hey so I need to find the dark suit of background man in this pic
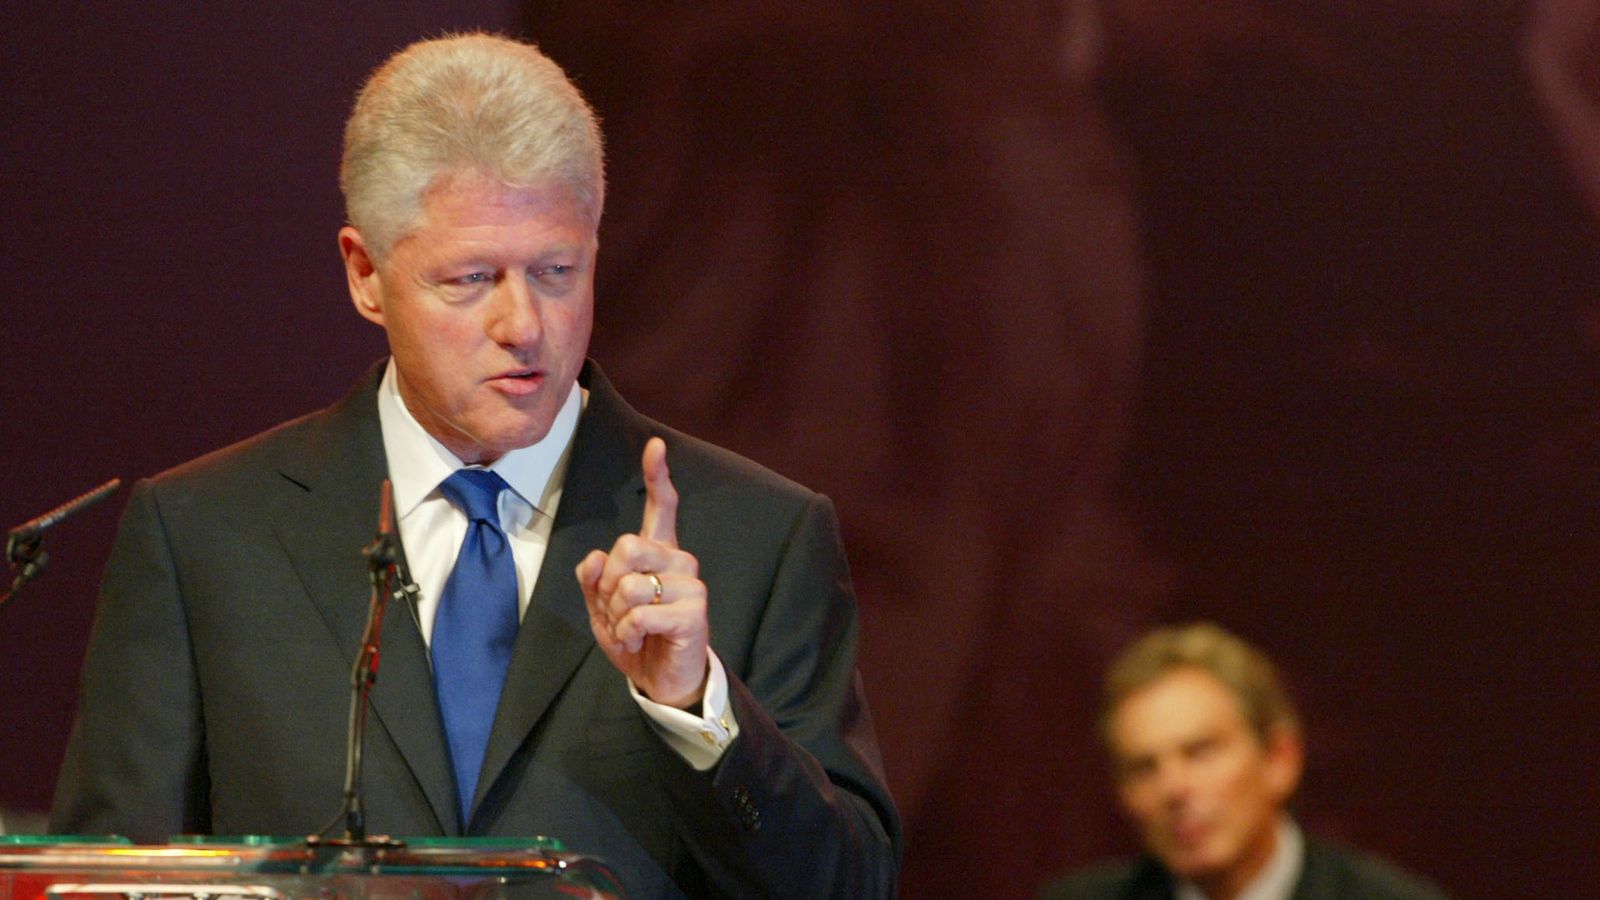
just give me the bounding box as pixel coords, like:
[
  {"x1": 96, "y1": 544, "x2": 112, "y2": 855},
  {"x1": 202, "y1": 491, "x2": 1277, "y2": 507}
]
[
  {"x1": 49, "y1": 33, "x2": 899, "y2": 899},
  {"x1": 1040, "y1": 623, "x2": 1444, "y2": 900}
]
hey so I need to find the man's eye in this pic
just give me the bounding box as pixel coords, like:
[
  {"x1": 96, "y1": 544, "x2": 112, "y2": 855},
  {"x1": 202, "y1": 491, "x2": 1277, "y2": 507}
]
[
  {"x1": 535, "y1": 264, "x2": 573, "y2": 278},
  {"x1": 450, "y1": 272, "x2": 493, "y2": 286},
  {"x1": 1120, "y1": 759, "x2": 1155, "y2": 782}
]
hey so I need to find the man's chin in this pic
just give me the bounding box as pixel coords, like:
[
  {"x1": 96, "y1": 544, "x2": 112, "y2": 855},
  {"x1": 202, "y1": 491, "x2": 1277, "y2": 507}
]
[
  {"x1": 1160, "y1": 845, "x2": 1231, "y2": 883},
  {"x1": 438, "y1": 420, "x2": 555, "y2": 465},
  {"x1": 487, "y1": 421, "x2": 557, "y2": 455}
]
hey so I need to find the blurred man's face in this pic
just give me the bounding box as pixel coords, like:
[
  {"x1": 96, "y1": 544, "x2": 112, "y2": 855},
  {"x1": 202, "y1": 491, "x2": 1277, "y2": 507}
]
[
  {"x1": 1110, "y1": 667, "x2": 1302, "y2": 898},
  {"x1": 341, "y1": 170, "x2": 597, "y2": 464}
]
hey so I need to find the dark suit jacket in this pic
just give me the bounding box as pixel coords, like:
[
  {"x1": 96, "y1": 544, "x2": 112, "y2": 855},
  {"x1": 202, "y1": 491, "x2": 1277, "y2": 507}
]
[
  {"x1": 1040, "y1": 837, "x2": 1447, "y2": 900},
  {"x1": 51, "y1": 360, "x2": 900, "y2": 899}
]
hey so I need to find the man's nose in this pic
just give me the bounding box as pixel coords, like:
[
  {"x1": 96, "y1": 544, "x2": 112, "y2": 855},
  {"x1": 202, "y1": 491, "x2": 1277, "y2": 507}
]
[
  {"x1": 1153, "y1": 760, "x2": 1195, "y2": 807},
  {"x1": 487, "y1": 273, "x2": 542, "y2": 348}
]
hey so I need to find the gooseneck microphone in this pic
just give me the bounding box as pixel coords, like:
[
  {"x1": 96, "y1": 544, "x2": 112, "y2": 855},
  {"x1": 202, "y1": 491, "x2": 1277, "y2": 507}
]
[
  {"x1": 2, "y1": 478, "x2": 122, "y2": 613},
  {"x1": 310, "y1": 478, "x2": 416, "y2": 848}
]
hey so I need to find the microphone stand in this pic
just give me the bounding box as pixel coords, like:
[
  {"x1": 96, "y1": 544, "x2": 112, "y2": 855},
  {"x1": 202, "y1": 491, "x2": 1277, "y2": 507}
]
[
  {"x1": 1, "y1": 478, "x2": 121, "y2": 614},
  {"x1": 309, "y1": 480, "x2": 416, "y2": 849}
]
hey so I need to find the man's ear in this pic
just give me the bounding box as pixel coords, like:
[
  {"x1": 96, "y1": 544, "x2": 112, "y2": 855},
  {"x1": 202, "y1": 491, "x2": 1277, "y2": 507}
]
[
  {"x1": 1262, "y1": 724, "x2": 1306, "y2": 803},
  {"x1": 339, "y1": 226, "x2": 385, "y2": 327}
]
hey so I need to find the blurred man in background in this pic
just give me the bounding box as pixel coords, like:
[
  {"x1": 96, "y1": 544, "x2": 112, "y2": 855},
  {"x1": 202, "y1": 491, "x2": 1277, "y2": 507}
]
[{"x1": 1041, "y1": 623, "x2": 1445, "y2": 900}]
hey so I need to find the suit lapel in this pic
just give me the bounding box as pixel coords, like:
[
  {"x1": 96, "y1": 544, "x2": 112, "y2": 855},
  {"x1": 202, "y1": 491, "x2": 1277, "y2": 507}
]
[
  {"x1": 1288, "y1": 838, "x2": 1335, "y2": 900},
  {"x1": 473, "y1": 362, "x2": 651, "y2": 821},
  {"x1": 273, "y1": 363, "x2": 457, "y2": 834}
]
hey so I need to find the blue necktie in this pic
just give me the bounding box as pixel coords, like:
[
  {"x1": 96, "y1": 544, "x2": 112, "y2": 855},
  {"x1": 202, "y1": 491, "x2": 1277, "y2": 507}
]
[{"x1": 431, "y1": 468, "x2": 520, "y2": 826}]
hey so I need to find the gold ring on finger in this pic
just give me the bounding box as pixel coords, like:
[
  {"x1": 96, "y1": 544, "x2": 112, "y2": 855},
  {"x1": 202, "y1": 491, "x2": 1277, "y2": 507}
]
[{"x1": 646, "y1": 572, "x2": 664, "y2": 603}]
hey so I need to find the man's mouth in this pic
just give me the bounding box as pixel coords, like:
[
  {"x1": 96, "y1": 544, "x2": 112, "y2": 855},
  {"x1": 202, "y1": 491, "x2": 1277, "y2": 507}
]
[
  {"x1": 489, "y1": 368, "x2": 545, "y2": 395},
  {"x1": 1168, "y1": 819, "x2": 1211, "y2": 849}
]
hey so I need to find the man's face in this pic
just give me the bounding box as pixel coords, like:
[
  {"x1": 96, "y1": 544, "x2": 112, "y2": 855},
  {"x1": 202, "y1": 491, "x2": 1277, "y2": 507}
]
[
  {"x1": 341, "y1": 171, "x2": 596, "y2": 464},
  {"x1": 1109, "y1": 667, "x2": 1302, "y2": 897}
]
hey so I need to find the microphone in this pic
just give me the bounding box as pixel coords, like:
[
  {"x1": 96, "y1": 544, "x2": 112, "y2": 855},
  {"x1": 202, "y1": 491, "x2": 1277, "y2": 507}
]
[
  {"x1": 311, "y1": 479, "x2": 411, "y2": 848},
  {"x1": 6, "y1": 478, "x2": 122, "y2": 547},
  {"x1": 2, "y1": 478, "x2": 122, "y2": 613},
  {"x1": 365, "y1": 478, "x2": 400, "y2": 568}
]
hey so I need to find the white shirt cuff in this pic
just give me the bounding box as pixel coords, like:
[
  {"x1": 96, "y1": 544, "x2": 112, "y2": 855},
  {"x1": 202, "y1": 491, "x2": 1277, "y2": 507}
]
[{"x1": 628, "y1": 649, "x2": 740, "y2": 771}]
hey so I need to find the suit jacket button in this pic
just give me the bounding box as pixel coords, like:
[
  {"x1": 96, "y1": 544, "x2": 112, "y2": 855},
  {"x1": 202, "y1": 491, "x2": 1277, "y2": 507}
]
[{"x1": 733, "y1": 786, "x2": 761, "y2": 832}]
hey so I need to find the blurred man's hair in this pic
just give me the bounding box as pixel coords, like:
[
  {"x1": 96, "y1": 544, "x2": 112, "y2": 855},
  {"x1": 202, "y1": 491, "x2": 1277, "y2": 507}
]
[{"x1": 1099, "y1": 622, "x2": 1300, "y2": 751}]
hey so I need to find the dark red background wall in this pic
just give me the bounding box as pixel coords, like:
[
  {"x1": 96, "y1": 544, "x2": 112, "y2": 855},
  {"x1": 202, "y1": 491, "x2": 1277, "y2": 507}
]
[{"x1": 3, "y1": 3, "x2": 1597, "y2": 897}]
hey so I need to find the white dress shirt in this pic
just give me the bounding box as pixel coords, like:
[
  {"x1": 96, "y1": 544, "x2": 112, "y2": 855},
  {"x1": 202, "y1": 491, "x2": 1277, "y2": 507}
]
[{"x1": 375, "y1": 359, "x2": 736, "y2": 769}]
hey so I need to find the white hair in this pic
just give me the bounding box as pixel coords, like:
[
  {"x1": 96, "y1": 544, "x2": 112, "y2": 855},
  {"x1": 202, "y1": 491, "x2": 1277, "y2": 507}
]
[{"x1": 340, "y1": 32, "x2": 605, "y2": 259}]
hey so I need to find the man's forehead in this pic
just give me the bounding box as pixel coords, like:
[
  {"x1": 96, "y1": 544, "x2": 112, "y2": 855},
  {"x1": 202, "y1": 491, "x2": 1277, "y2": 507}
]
[
  {"x1": 1111, "y1": 667, "x2": 1251, "y2": 753},
  {"x1": 383, "y1": 173, "x2": 599, "y2": 255},
  {"x1": 425, "y1": 171, "x2": 593, "y2": 220}
]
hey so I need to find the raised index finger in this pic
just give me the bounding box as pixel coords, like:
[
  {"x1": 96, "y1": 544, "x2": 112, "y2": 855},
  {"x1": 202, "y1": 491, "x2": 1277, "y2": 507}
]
[{"x1": 639, "y1": 436, "x2": 678, "y2": 547}]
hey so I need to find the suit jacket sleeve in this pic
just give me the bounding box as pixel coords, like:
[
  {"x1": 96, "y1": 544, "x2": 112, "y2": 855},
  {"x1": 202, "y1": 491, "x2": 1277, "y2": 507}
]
[
  {"x1": 655, "y1": 491, "x2": 900, "y2": 898},
  {"x1": 51, "y1": 478, "x2": 211, "y2": 839}
]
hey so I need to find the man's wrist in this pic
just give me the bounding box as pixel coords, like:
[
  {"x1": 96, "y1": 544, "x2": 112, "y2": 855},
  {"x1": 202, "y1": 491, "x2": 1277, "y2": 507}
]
[{"x1": 629, "y1": 650, "x2": 740, "y2": 770}]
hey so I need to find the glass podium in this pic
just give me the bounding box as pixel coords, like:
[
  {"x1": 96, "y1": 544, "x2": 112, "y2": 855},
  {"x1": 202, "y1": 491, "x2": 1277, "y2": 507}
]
[{"x1": 0, "y1": 835, "x2": 625, "y2": 899}]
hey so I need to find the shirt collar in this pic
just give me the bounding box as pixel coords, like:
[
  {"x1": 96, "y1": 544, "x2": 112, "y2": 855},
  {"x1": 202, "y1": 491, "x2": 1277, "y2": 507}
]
[{"x1": 376, "y1": 358, "x2": 584, "y2": 518}]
